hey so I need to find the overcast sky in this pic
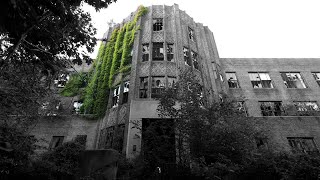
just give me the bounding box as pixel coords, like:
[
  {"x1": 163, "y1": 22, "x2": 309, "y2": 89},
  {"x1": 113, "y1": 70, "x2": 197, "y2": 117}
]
[{"x1": 82, "y1": 0, "x2": 320, "y2": 58}]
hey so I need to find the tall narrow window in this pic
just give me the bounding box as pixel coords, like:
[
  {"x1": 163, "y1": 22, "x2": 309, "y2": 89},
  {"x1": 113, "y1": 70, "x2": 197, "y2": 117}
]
[
  {"x1": 191, "y1": 51, "x2": 199, "y2": 70},
  {"x1": 151, "y1": 77, "x2": 165, "y2": 98},
  {"x1": 167, "y1": 77, "x2": 177, "y2": 88},
  {"x1": 152, "y1": 43, "x2": 164, "y2": 61},
  {"x1": 183, "y1": 47, "x2": 191, "y2": 66},
  {"x1": 122, "y1": 81, "x2": 130, "y2": 104},
  {"x1": 288, "y1": 137, "x2": 318, "y2": 154},
  {"x1": 188, "y1": 27, "x2": 195, "y2": 41},
  {"x1": 142, "y1": 44, "x2": 149, "y2": 62},
  {"x1": 153, "y1": 18, "x2": 163, "y2": 31},
  {"x1": 167, "y1": 44, "x2": 174, "y2": 62},
  {"x1": 49, "y1": 136, "x2": 64, "y2": 149},
  {"x1": 260, "y1": 101, "x2": 282, "y2": 116},
  {"x1": 112, "y1": 86, "x2": 120, "y2": 107},
  {"x1": 226, "y1": 72, "x2": 240, "y2": 88},
  {"x1": 139, "y1": 77, "x2": 148, "y2": 98},
  {"x1": 312, "y1": 72, "x2": 320, "y2": 87},
  {"x1": 249, "y1": 72, "x2": 273, "y2": 88},
  {"x1": 281, "y1": 72, "x2": 307, "y2": 88}
]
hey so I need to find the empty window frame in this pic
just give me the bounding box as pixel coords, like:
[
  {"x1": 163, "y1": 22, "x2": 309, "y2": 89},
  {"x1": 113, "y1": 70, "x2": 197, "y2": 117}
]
[
  {"x1": 142, "y1": 44, "x2": 149, "y2": 62},
  {"x1": 188, "y1": 27, "x2": 195, "y2": 41},
  {"x1": 153, "y1": 18, "x2": 163, "y2": 31},
  {"x1": 287, "y1": 137, "x2": 318, "y2": 154},
  {"x1": 167, "y1": 77, "x2": 177, "y2": 88},
  {"x1": 54, "y1": 74, "x2": 70, "y2": 88},
  {"x1": 151, "y1": 76, "x2": 165, "y2": 98},
  {"x1": 73, "y1": 101, "x2": 83, "y2": 114},
  {"x1": 122, "y1": 81, "x2": 130, "y2": 104},
  {"x1": 260, "y1": 101, "x2": 282, "y2": 116},
  {"x1": 226, "y1": 72, "x2": 240, "y2": 88},
  {"x1": 312, "y1": 72, "x2": 320, "y2": 87},
  {"x1": 167, "y1": 43, "x2": 174, "y2": 62},
  {"x1": 49, "y1": 136, "x2": 64, "y2": 149},
  {"x1": 191, "y1": 51, "x2": 199, "y2": 70},
  {"x1": 105, "y1": 127, "x2": 114, "y2": 149},
  {"x1": 235, "y1": 101, "x2": 248, "y2": 116},
  {"x1": 294, "y1": 101, "x2": 319, "y2": 112},
  {"x1": 152, "y1": 43, "x2": 164, "y2": 61},
  {"x1": 139, "y1": 77, "x2": 148, "y2": 98},
  {"x1": 249, "y1": 72, "x2": 273, "y2": 88},
  {"x1": 183, "y1": 47, "x2": 191, "y2": 66},
  {"x1": 112, "y1": 86, "x2": 121, "y2": 107},
  {"x1": 281, "y1": 72, "x2": 307, "y2": 88}
]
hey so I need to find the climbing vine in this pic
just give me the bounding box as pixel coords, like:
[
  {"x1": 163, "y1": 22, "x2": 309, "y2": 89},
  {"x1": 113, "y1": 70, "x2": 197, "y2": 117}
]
[{"x1": 63, "y1": 5, "x2": 148, "y2": 117}]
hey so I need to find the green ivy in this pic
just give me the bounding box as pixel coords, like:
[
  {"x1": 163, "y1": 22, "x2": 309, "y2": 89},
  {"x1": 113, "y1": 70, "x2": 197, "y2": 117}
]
[{"x1": 60, "y1": 73, "x2": 87, "y2": 97}]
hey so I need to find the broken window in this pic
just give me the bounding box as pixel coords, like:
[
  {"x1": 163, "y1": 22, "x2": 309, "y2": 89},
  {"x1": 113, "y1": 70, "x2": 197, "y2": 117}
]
[
  {"x1": 49, "y1": 136, "x2": 64, "y2": 149},
  {"x1": 235, "y1": 101, "x2": 248, "y2": 116},
  {"x1": 112, "y1": 86, "x2": 121, "y2": 107},
  {"x1": 183, "y1": 47, "x2": 191, "y2": 66},
  {"x1": 312, "y1": 72, "x2": 320, "y2": 87},
  {"x1": 54, "y1": 74, "x2": 70, "y2": 88},
  {"x1": 226, "y1": 72, "x2": 240, "y2": 88},
  {"x1": 191, "y1": 51, "x2": 199, "y2": 70},
  {"x1": 249, "y1": 72, "x2": 273, "y2": 88},
  {"x1": 167, "y1": 77, "x2": 177, "y2": 88},
  {"x1": 260, "y1": 101, "x2": 282, "y2": 116},
  {"x1": 151, "y1": 76, "x2": 165, "y2": 98},
  {"x1": 167, "y1": 44, "x2": 174, "y2": 62},
  {"x1": 288, "y1": 137, "x2": 318, "y2": 154},
  {"x1": 281, "y1": 72, "x2": 307, "y2": 88},
  {"x1": 188, "y1": 27, "x2": 195, "y2": 41},
  {"x1": 152, "y1": 43, "x2": 164, "y2": 61},
  {"x1": 139, "y1": 77, "x2": 148, "y2": 98},
  {"x1": 122, "y1": 81, "x2": 130, "y2": 104},
  {"x1": 73, "y1": 101, "x2": 83, "y2": 114},
  {"x1": 142, "y1": 44, "x2": 149, "y2": 62},
  {"x1": 153, "y1": 18, "x2": 163, "y2": 31},
  {"x1": 294, "y1": 101, "x2": 319, "y2": 112}
]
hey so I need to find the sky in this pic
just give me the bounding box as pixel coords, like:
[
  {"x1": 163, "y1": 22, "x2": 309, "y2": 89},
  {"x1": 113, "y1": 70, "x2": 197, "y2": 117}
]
[{"x1": 82, "y1": 0, "x2": 320, "y2": 58}]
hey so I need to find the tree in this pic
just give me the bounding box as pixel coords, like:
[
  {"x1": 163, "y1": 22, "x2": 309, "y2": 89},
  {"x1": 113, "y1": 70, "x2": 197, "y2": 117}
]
[{"x1": 157, "y1": 70, "x2": 266, "y2": 179}]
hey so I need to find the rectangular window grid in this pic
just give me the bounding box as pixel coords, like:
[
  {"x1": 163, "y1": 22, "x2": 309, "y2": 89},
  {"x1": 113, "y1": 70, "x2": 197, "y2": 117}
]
[
  {"x1": 226, "y1": 72, "x2": 240, "y2": 88},
  {"x1": 287, "y1": 137, "x2": 318, "y2": 154},
  {"x1": 151, "y1": 77, "x2": 165, "y2": 98},
  {"x1": 249, "y1": 72, "x2": 273, "y2": 88},
  {"x1": 167, "y1": 44, "x2": 174, "y2": 62},
  {"x1": 139, "y1": 77, "x2": 148, "y2": 98},
  {"x1": 142, "y1": 44, "x2": 149, "y2": 62},
  {"x1": 152, "y1": 43, "x2": 164, "y2": 61},
  {"x1": 260, "y1": 101, "x2": 282, "y2": 116},
  {"x1": 153, "y1": 18, "x2": 163, "y2": 31},
  {"x1": 122, "y1": 81, "x2": 130, "y2": 104},
  {"x1": 281, "y1": 72, "x2": 307, "y2": 88}
]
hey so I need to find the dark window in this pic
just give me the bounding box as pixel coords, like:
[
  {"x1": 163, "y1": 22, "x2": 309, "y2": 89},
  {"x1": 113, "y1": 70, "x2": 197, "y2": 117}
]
[
  {"x1": 167, "y1": 44, "x2": 174, "y2": 62},
  {"x1": 167, "y1": 77, "x2": 177, "y2": 88},
  {"x1": 139, "y1": 77, "x2": 148, "y2": 98},
  {"x1": 142, "y1": 44, "x2": 149, "y2": 62},
  {"x1": 249, "y1": 72, "x2": 273, "y2": 88},
  {"x1": 151, "y1": 77, "x2": 165, "y2": 98},
  {"x1": 226, "y1": 72, "x2": 240, "y2": 88},
  {"x1": 153, "y1": 18, "x2": 163, "y2": 31},
  {"x1": 281, "y1": 72, "x2": 307, "y2": 88},
  {"x1": 260, "y1": 101, "x2": 282, "y2": 116},
  {"x1": 188, "y1": 27, "x2": 195, "y2": 41},
  {"x1": 312, "y1": 72, "x2": 320, "y2": 87},
  {"x1": 54, "y1": 74, "x2": 69, "y2": 88},
  {"x1": 112, "y1": 86, "x2": 120, "y2": 107},
  {"x1": 288, "y1": 137, "x2": 318, "y2": 154},
  {"x1": 122, "y1": 81, "x2": 129, "y2": 104},
  {"x1": 183, "y1": 47, "x2": 191, "y2": 66},
  {"x1": 49, "y1": 136, "x2": 64, "y2": 149},
  {"x1": 105, "y1": 127, "x2": 114, "y2": 149},
  {"x1": 152, "y1": 43, "x2": 164, "y2": 61},
  {"x1": 191, "y1": 51, "x2": 199, "y2": 70}
]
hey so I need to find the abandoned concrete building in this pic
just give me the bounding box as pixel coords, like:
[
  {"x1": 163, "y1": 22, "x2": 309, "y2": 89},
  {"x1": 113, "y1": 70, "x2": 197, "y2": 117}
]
[{"x1": 31, "y1": 4, "x2": 320, "y2": 158}]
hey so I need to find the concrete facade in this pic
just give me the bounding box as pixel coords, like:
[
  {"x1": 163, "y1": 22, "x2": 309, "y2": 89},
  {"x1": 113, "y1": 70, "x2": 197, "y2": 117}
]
[{"x1": 31, "y1": 4, "x2": 320, "y2": 157}]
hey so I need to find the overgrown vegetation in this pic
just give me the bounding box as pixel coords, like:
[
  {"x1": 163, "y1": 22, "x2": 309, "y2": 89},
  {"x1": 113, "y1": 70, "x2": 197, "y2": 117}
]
[{"x1": 60, "y1": 73, "x2": 88, "y2": 97}]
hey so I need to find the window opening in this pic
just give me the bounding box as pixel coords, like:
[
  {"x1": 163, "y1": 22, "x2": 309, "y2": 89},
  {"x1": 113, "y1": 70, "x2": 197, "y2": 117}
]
[
  {"x1": 167, "y1": 77, "x2": 177, "y2": 88},
  {"x1": 152, "y1": 43, "x2": 164, "y2": 61},
  {"x1": 183, "y1": 47, "x2": 191, "y2": 66},
  {"x1": 139, "y1": 77, "x2": 148, "y2": 98},
  {"x1": 73, "y1": 101, "x2": 83, "y2": 114},
  {"x1": 54, "y1": 74, "x2": 70, "y2": 88},
  {"x1": 294, "y1": 101, "x2": 319, "y2": 112},
  {"x1": 235, "y1": 101, "x2": 248, "y2": 116},
  {"x1": 122, "y1": 81, "x2": 130, "y2": 104},
  {"x1": 260, "y1": 101, "x2": 282, "y2": 116},
  {"x1": 188, "y1": 27, "x2": 195, "y2": 41},
  {"x1": 226, "y1": 72, "x2": 240, "y2": 88},
  {"x1": 312, "y1": 72, "x2": 320, "y2": 87},
  {"x1": 112, "y1": 86, "x2": 120, "y2": 107},
  {"x1": 167, "y1": 44, "x2": 174, "y2": 62},
  {"x1": 191, "y1": 51, "x2": 199, "y2": 70},
  {"x1": 287, "y1": 137, "x2": 318, "y2": 154},
  {"x1": 249, "y1": 72, "x2": 273, "y2": 88},
  {"x1": 153, "y1": 18, "x2": 163, "y2": 31},
  {"x1": 142, "y1": 44, "x2": 149, "y2": 62},
  {"x1": 49, "y1": 136, "x2": 64, "y2": 149},
  {"x1": 281, "y1": 72, "x2": 307, "y2": 88},
  {"x1": 151, "y1": 77, "x2": 165, "y2": 98}
]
